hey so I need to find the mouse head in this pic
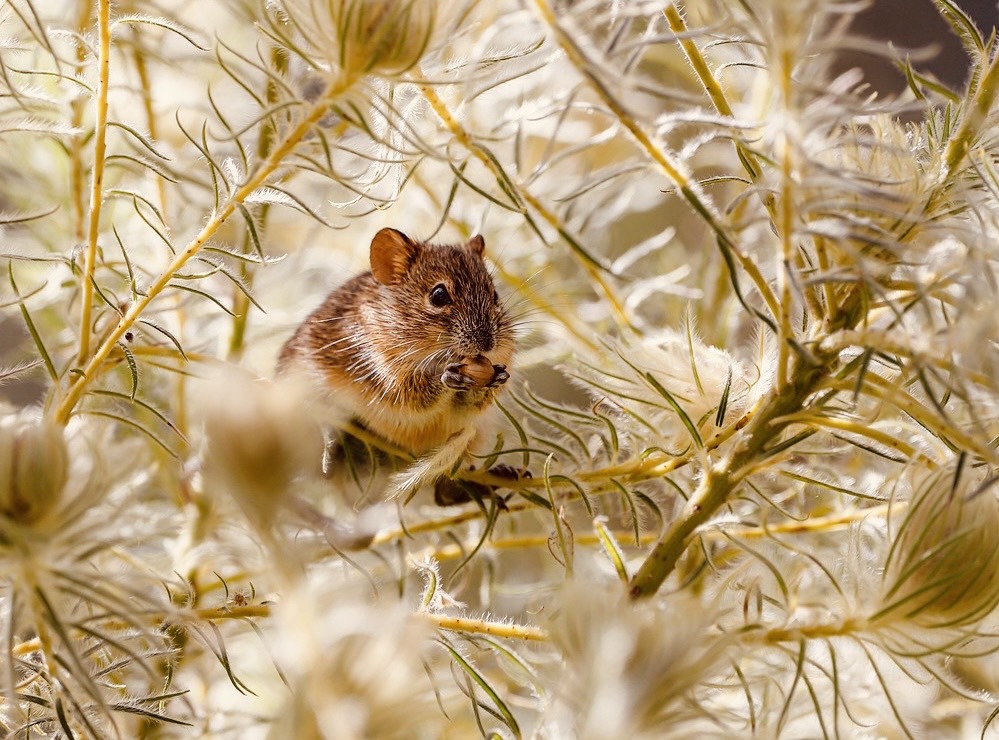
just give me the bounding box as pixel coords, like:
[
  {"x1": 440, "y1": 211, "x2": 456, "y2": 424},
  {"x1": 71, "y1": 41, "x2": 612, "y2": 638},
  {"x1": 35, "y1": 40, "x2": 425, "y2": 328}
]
[{"x1": 368, "y1": 228, "x2": 514, "y2": 369}]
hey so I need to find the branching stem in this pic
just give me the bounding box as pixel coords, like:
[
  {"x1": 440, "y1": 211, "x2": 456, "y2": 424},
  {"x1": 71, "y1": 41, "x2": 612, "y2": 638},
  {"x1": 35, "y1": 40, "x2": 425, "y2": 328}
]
[
  {"x1": 629, "y1": 353, "x2": 835, "y2": 599},
  {"x1": 428, "y1": 614, "x2": 548, "y2": 642},
  {"x1": 54, "y1": 78, "x2": 348, "y2": 424},
  {"x1": 69, "y1": 0, "x2": 93, "y2": 244}
]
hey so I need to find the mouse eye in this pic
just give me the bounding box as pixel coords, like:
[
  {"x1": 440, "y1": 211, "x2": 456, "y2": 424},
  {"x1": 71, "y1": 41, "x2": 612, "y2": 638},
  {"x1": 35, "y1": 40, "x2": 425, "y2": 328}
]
[{"x1": 429, "y1": 284, "x2": 452, "y2": 308}]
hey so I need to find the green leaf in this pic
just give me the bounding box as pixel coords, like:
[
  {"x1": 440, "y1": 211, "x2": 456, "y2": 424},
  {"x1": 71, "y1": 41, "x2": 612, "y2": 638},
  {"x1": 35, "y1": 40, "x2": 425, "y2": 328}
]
[
  {"x1": 138, "y1": 319, "x2": 188, "y2": 360},
  {"x1": 107, "y1": 120, "x2": 172, "y2": 160},
  {"x1": 644, "y1": 372, "x2": 703, "y2": 448},
  {"x1": 117, "y1": 342, "x2": 139, "y2": 399},
  {"x1": 112, "y1": 224, "x2": 138, "y2": 300},
  {"x1": 716, "y1": 365, "x2": 732, "y2": 426},
  {"x1": 80, "y1": 411, "x2": 178, "y2": 457},
  {"x1": 932, "y1": 0, "x2": 985, "y2": 57},
  {"x1": 112, "y1": 14, "x2": 209, "y2": 51},
  {"x1": 0, "y1": 203, "x2": 59, "y2": 225},
  {"x1": 593, "y1": 517, "x2": 629, "y2": 582},
  {"x1": 8, "y1": 263, "x2": 56, "y2": 380},
  {"x1": 438, "y1": 640, "x2": 521, "y2": 739}
]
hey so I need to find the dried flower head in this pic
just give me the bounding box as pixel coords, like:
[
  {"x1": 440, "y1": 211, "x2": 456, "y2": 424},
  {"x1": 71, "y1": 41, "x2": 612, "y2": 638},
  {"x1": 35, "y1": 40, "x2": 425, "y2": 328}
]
[
  {"x1": 268, "y1": 585, "x2": 444, "y2": 739},
  {"x1": 200, "y1": 373, "x2": 322, "y2": 528},
  {"x1": 873, "y1": 463, "x2": 999, "y2": 630},
  {"x1": 271, "y1": 0, "x2": 451, "y2": 82},
  {"x1": 543, "y1": 585, "x2": 730, "y2": 738},
  {"x1": 0, "y1": 416, "x2": 68, "y2": 528},
  {"x1": 573, "y1": 330, "x2": 756, "y2": 451}
]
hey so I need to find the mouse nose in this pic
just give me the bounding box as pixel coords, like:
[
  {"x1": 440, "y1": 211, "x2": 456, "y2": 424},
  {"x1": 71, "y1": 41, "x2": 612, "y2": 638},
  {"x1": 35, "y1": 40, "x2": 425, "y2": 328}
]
[{"x1": 459, "y1": 323, "x2": 494, "y2": 355}]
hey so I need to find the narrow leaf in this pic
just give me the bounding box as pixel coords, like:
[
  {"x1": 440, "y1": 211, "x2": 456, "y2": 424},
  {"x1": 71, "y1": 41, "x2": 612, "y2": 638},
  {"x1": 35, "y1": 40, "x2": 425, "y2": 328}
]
[{"x1": 117, "y1": 342, "x2": 139, "y2": 399}]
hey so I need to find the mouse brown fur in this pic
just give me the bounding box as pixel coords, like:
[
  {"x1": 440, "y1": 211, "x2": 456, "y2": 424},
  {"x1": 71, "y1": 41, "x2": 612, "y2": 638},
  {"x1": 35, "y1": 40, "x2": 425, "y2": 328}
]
[{"x1": 277, "y1": 228, "x2": 515, "y2": 455}]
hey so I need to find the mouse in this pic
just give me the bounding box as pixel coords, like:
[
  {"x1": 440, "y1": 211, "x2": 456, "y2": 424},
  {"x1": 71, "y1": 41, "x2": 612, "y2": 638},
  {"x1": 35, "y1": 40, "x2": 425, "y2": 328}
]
[{"x1": 277, "y1": 228, "x2": 516, "y2": 484}]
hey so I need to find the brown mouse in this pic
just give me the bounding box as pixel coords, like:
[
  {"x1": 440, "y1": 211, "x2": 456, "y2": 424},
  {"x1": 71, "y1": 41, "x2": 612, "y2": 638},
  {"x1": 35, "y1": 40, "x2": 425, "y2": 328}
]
[{"x1": 277, "y1": 228, "x2": 515, "y2": 458}]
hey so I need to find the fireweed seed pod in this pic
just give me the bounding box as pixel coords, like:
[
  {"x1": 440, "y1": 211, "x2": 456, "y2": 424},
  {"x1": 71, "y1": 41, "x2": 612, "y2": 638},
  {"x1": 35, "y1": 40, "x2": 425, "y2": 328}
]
[{"x1": 873, "y1": 464, "x2": 999, "y2": 630}]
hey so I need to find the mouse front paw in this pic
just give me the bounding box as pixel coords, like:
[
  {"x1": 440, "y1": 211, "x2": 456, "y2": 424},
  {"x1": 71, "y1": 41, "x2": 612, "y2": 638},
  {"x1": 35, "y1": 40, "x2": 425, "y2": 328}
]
[
  {"x1": 486, "y1": 364, "x2": 509, "y2": 388},
  {"x1": 442, "y1": 363, "x2": 476, "y2": 390}
]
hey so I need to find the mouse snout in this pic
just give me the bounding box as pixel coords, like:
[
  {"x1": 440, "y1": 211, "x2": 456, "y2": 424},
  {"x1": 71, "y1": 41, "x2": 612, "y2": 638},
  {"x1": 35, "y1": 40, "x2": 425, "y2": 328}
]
[
  {"x1": 461, "y1": 327, "x2": 494, "y2": 355},
  {"x1": 455, "y1": 315, "x2": 497, "y2": 356}
]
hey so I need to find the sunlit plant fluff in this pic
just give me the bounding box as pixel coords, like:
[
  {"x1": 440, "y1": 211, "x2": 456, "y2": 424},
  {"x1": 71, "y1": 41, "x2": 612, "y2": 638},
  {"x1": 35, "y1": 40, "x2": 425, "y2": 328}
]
[
  {"x1": 4, "y1": 0, "x2": 999, "y2": 735},
  {"x1": 542, "y1": 586, "x2": 732, "y2": 739}
]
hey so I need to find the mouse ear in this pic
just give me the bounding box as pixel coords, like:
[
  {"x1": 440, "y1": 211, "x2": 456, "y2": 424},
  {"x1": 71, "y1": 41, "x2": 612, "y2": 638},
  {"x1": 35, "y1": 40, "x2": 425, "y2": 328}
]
[
  {"x1": 466, "y1": 234, "x2": 485, "y2": 255},
  {"x1": 370, "y1": 228, "x2": 420, "y2": 285}
]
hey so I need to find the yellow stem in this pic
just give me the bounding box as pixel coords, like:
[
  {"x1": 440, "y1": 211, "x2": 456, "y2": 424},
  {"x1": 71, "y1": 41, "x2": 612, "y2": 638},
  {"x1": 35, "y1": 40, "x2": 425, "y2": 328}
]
[
  {"x1": 813, "y1": 236, "x2": 836, "y2": 322},
  {"x1": 132, "y1": 41, "x2": 189, "y2": 435},
  {"x1": 761, "y1": 616, "x2": 868, "y2": 644},
  {"x1": 422, "y1": 503, "x2": 898, "y2": 561},
  {"x1": 777, "y1": 133, "x2": 793, "y2": 389},
  {"x1": 665, "y1": 4, "x2": 830, "y2": 334},
  {"x1": 76, "y1": 0, "x2": 111, "y2": 364},
  {"x1": 944, "y1": 50, "x2": 999, "y2": 178},
  {"x1": 12, "y1": 636, "x2": 40, "y2": 657},
  {"x1": 777, "y1": 412, "x2": 929, "y2": 464},
  {"x1": 663, "y1": 4, "x2": 733, "y2": 116},
  {"x1": 189, "y1": 604, "x2": 272, "y2": 620},
  {"x1": 132, "y1": 44, "x2": 168, "y2": 218},
  {"x1": 426, "y1": 613, "x2": 548, "y2": 642},
  {"x1": 776, "y1": 30, "x2": 796, "y2": 389},
  {"x1": 54, "y1": 80, "x2": 347, "y2": 424},
  {"x1": 372, "y1": 404, "x2": 761, "y2": 546},
  {"x1": 824, "y1": 374, "x2": 999, "y2": 465}
]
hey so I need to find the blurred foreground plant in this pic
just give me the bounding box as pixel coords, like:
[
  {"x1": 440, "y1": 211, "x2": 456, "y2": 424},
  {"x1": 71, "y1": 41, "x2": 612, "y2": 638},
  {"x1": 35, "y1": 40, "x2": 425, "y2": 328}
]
[{"x1": 3, "y1": 0, "x2": 999, "y2": 736}]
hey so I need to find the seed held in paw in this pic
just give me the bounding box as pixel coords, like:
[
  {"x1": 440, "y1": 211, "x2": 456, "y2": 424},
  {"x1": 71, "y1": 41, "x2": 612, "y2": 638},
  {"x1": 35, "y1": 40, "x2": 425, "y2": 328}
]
[{"x1": 460, "y1": 354, "x2": 498, "y2": 388}]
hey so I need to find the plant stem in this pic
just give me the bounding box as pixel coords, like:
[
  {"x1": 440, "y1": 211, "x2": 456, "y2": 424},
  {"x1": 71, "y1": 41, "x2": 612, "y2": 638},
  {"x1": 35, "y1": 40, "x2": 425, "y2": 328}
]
[
  {"x1": 944, "y1": 49, "x2": 999, "y2": 179},
  {"x1": 627, "y1": 2, "x2": 999, "y2": 602},
  {"x1": 760, "y1": 617, "x2": 868, "y2": 644},
  {"x1": 76, "y1": 0, "x2": 111, "y2": 364},
  {"x1": 427, "y1": 614, "x2": 548, "y2": 642},
  {"x1": 661, "y1": 4, "x2": 760, "y2": 183},
  {"x1": 132, "y1": 44, "x2": 168, "y2": 219},
  {"x1": 824, "y1": 374, "x2": 999, "y2": 464},
  {"x1": 533, "y1": 0, "x2": 782, "y2": 327},
  {"x1": 54, "y1": 79, "x2": 347, "y2": 424},
  {"x1": 227, "y1": 45, "x2": 289, "y2": 359},
  {"x1": 629, "y1": 354, "x2": 833, "y2": 599},
  {"x1": 418, "y1": 503, "x2": 899, "y2": 562}
]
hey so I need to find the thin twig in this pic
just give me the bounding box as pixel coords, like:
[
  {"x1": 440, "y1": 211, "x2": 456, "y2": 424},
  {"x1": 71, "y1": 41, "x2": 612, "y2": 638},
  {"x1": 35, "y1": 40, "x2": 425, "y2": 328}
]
[{"x1": 77, "y1": 0, "x2": 112, "y2": 363}]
